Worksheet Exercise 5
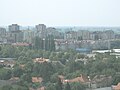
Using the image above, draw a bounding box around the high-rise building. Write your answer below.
[77,30,90,40]
[0,27,6,36]
[9,24,20,32]
[8,24,23,43]
[7,30,23,43]
[64,31,77,40]
[0,27,7,43]
[22,30,35,43]
[102,30,115,40]
[46,27,63,39]
[35,24,46,38]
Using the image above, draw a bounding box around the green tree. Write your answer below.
[1,85,13,90]
[45,35,55,51]
[50,73,59,83]
[56,78,63,90]
[64,82,71,90]
[18,56,32,64]
[46,83,56,90]
[20,73,32,83]
[13,66,24,77]
[45,36,49,51]
[33,36,43,50]
[33,62,55,82]
[49,36,55,51]
[112,75,120,85]
[24,61,34,73]
[71,82,86,90]
[0,69,12,80]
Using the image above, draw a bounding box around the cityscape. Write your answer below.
[1,0,120,90]
[0,24,120,90]
[1,24,120,51]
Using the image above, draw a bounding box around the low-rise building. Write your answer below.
[32,77,43,83]
[112,83,120,90]
[0,59,16,68]
[55,39,78,50]
[59,74,89,84]
[33,58,50,63]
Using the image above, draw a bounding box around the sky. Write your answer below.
[0,0,120,26]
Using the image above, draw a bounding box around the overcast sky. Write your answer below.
[0,0,120,26]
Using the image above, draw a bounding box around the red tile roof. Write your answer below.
[112,83,120,90]
[12,43,29,46]
[62,74,89,83]
[32,77,43,83]
[38,87,46,90]
[33,58,49,63]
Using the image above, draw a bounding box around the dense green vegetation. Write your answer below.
[0,85,29,90]
[0,45,120,90]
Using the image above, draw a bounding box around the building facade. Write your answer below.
[9,24,20,32]
[0,27,6,36]
[35,24,47,38]
[22,30,35,43]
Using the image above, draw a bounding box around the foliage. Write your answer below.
[64,82,71,90]
[70,82,86,90]
[0,45,120,89]
[1,85,29,90]
[112,74,120,85]
[46,83,56,90]
[1,85,13,90]
[0,68,12,80]
[32,62,55,82]
[55,78,63,90]
[13,66,24,77]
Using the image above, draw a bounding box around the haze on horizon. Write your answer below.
[0,0,120,27]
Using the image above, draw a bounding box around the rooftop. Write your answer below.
[32,77,43,83]
[112,83,120,90]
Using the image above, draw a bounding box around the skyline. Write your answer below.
[0,0,120,26]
